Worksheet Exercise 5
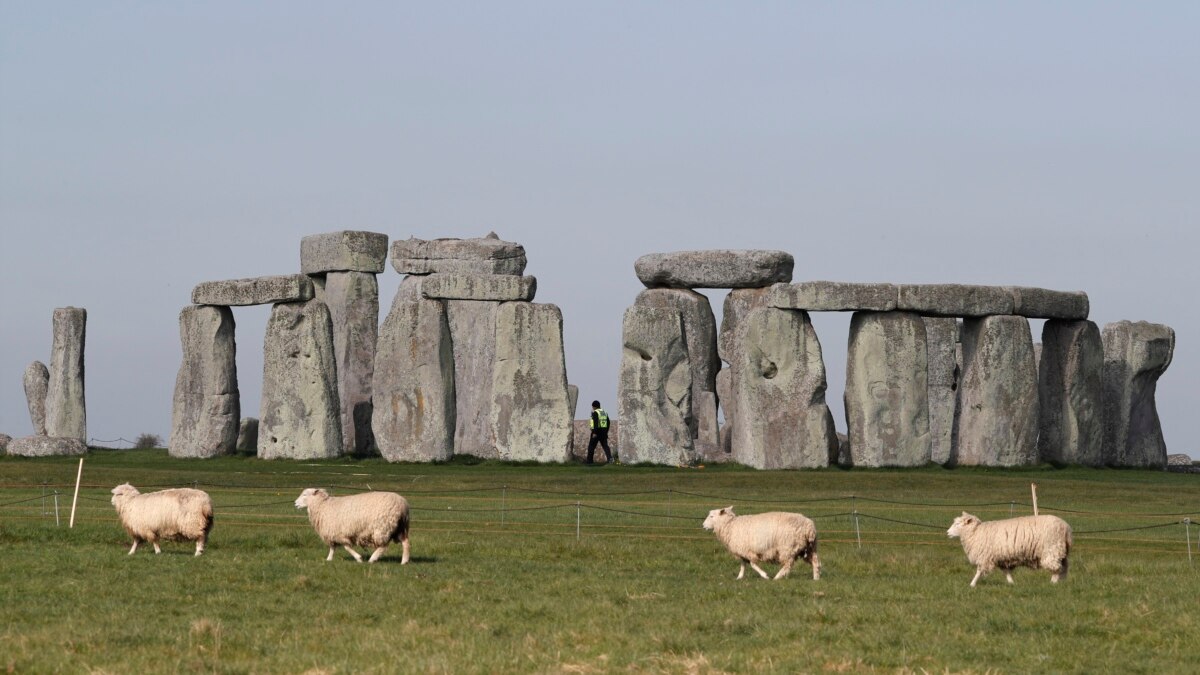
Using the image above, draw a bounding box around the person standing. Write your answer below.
[586,400,615,464]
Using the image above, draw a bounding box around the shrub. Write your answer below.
[134,433,163,449]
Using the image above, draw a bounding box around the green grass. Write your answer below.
[1,450,1197,673]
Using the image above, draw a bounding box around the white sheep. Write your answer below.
[947,511,1072,587]
[294,488,410,563]
[702,506,821,580]
[110,483,214,556]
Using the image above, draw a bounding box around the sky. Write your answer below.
[1,2,1196,459]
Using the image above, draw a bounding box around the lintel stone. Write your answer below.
[192,275,314,306]
[769,281,897,312]
[301,231,388,274]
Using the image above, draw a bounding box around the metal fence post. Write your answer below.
[53,491,60,526]
[576,501,581,541]
[1185,518,1193,566]
[667,489,672,519]
[853,510,862,550]
[501,485,507,527]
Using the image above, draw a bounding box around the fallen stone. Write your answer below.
[372,297,455,462]
[844,312,931,467]
[323,271,379,455]
[769,281,897,312]
[23,361,49,436]
[391,235,527,276]
[923,318,959,465]
[192,275,314,306]
[635,250,793,289]
[300,230,389,274]
[896,284,1014,317]
[258,300,342,460]
[8,436,87,457]
[491,303,573,463]
[446,299,501,458]
[169,305,239,458]
[635,288,720,434]
[953,316,1039,466]
[45,307,86,441]
[1167,454,1191,466]
[1038,320,1103,466]
[617,306,694,465]
[1008,286,1089,320]
[236,418,259,453]
[421,273,536,301]
[1102,321,1175,468]
[731,307,838,469]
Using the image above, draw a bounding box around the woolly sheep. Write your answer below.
[110,483,214,556]
[294,488,410,563]
[947,512,1072,587]
[702,506,821,580]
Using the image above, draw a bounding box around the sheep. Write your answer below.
[702,506,821,580]
[947,512,1072,587]
[109,483,214,556]
[294,488,410,564]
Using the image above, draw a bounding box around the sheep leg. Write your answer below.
[368,545,387,563]
[194,536,206,557]
[736,562,746,580]
[1051,557,1068,583]
[810,552,822,581]
[326,545,336,562]
[128,540,139,555]
[969,569,984,587]
[400,534,410,565]
[773,560,793,580]
[152,541,162,555]
[749,561,770,579]
[342,544,364,563]
[1005,571,1014,584]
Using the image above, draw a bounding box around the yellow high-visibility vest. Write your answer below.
[590,409,609,430]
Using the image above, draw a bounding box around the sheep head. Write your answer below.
[111,483,140,506]
[702,506,736,531]
[947,512,979,539]
[294,488,330,510]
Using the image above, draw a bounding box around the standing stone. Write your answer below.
[634,250,794,289]
[844,312,931,467]
[635,288,720,438]
[923,318,959,465]
[45,307,86,441]
[236,418,259,453]
[169,305,239,458]
[323,271,379,455]
[0,434,10,454]
[258,300,342,460]
[567,384,580,455]
[447,300,501,458]
[617,306,694,465]
[953,316,1039,466]
[716,369,734,455]
[718,287,773,365]
[1038,320,1103,466]
[1102,321,1175,468]
[732,307,837,469]
[372,297,455,462]
[491,303,573,462]
[693,391,723,461]
[23,361,49,436]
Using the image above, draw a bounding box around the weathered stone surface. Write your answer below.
[732,307,838,469]
[718,287,772,365]
[394,275,425,301]
[236,418,259,453]
[300,230,388,274]
[618,306,694,465]
[716,368,734,456]
[372,297,455,462]
[567,385,580,422]
[7,436,87,457]
[391,235,527,276]
[169,305,239,458]
[323,271,379,455]
[635,288,720,436]
[446,300,501,458]
[192,275,314,306]
[693,391,723,462]
[23,361,49,436]
[923,318,959,465]
[770,281,897,312]
[896,284,1014,317]
[1038,320,1103,466]
[1009,286,1089,320]
[0,434,10,454]
[258,300,342,460]
[953,316,1039,466]
[45,307,86,441]
[844,312,931,467]
[1167,454,1192,466]
[570,420,620,463]
[1102,321,1175,468]
[491,303,573,462]
[635,250,793,289]
[421,273,537,301]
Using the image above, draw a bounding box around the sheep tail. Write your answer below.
[388,510,410,543]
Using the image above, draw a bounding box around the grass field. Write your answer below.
[1,449,1197,674]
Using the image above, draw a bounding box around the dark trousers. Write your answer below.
[586,431,612,463]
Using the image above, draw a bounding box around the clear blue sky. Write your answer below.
[2,2,1196,457]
